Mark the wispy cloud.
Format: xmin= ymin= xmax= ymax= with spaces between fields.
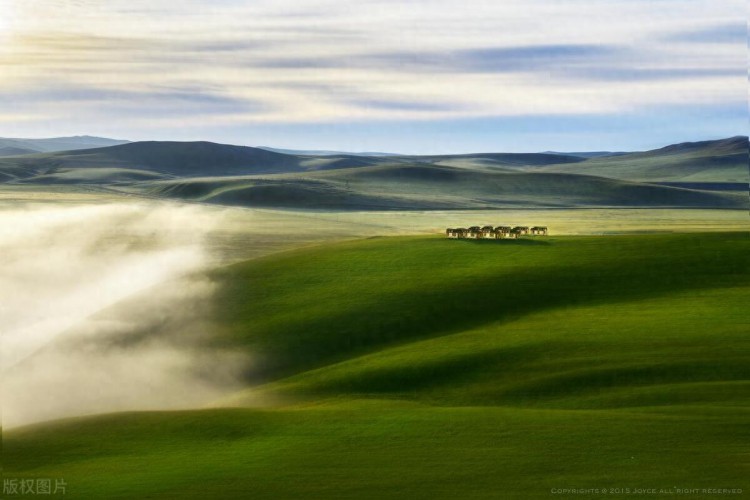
xmin=664 ymin=22 xmax=747 ymax=44
xmin=449 ymin=45 xmax=622 ymax=73
xmin=348 ymin=99 xmax=468 ymax=113
xmin=564 ymin=66 xmax=744 ymax=82
xmin=0 ymin=0 xmax=744 ymax=150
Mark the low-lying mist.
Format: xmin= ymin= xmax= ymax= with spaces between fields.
xmin=1 ymin=202 xmax=249 ymax=428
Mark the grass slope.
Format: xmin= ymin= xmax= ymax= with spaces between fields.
xmin=0 ymin=146 xmax=39 ymax=157
xmin=5 ymin=233 xmax=749 ymax=499
xmin=402 ymin=152 xmax=585 ymax=169
xmin=6 ymin=405 xmax=748 ymax=499
xmin=0 ymin=141 xmax=307 ymax=182
xmin=539 ymin=136 xmax=749 ymax=183
xmin=0 ymin=142 xmax=586 ymax=185
xmin=212 ymin=233 xmax=749 ymax=384
xmin=0 ymin=136 xmax=128 ymax=154
xmin=136 ymin=165 xmax=746 ymax=209
xmin=22 ymin=167 xmax=170 ymax=184
xmin=2 ymin=137 xmax=746 ymax=209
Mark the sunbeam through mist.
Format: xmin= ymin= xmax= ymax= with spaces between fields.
xmin=1 ymin=202 xmax=249 ymax=428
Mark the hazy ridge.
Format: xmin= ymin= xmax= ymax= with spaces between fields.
xmin=1 ymin=136 xmax=746 ymax=210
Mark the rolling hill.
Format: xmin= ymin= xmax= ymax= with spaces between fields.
xmin=0 ymin=137 xmax=746 ymax=209
xmin=6 ymin=232 xmax=749 ymax=498
xmin=0 ymin=135 xmax=129 ymax=155
xmin=0 ymin=146 xmax=40 ymax=157
xmin=0 ymin=140 xmax=587 ymax=183
xmin=410 ymin=151 xmax=586 ymax=168
xmin=259 ymin=146 xmax=401 ymax=156
xmin=538 ymin=136 xmax=749 ymax=183
xmin=542 ymin=150 xmax=627 ymax=158
xmin=210 ymin=233 xmax=750 ymax=386
xmin=137 ymin=163 xmax=746 ymax=209
xmin=0 ymin=141 xmax=308 ymax=181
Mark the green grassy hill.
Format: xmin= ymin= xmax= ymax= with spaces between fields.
xmin=0 ymin=135 xmax=128 ymax=155
xmin=402 ymin=151 xmax=585 ymax=169
xmin=22 ymin=167 xmax=171 ymax=184
xmin=211 ymin=233 xmax=749 ymax=387
xmin=260 ymin=146 xmax=401 ymax=156
xmin=136 ymin=164 xmax=746 ymax=209
xmin=0 ymin=146 xmax=39 ymax=157
xmin=0 ymin=141 xmax=308 ymax=181
xmin=538 ymin=136 xmax=749 ymax=183
xmin=6 ymin=232 xmax=749 ymax=499
xmin=1 ymin=137 xmax=746 ymax=209
xmin=0 ymin=141 xmax=585 ymax=184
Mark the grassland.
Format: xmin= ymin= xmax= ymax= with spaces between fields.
xmin=4 ymin=232 xmax=749 ymax=499
xmin=2 ymin=137 xmax=746 ymax=210
xmin=134 ymin=166 xmax=746 ymax=210
xmin=535 ymin=136 xmax=748 ymax=183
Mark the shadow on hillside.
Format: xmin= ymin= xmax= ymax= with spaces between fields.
xmin=218 ymin=233 xmax=748 ymax=382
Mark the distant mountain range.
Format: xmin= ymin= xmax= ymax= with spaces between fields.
xmin=259 ymin=146 xmax=400 ymax=157
xmin=534 ymin=136 xmax=748 ymax=183
xmin=542 ymin=151 xmax=627 ymax=158
xmin=0 ymin=136 xmax=746 ymax=210
xmin=0 ymin=136 xmax=129 ymax=156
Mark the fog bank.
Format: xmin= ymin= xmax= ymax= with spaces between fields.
xmin=1 ymin=202 xmax=248 ymax=428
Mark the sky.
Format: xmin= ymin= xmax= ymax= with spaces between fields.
xmin=0 ymin=0 xmax=746 ymax=153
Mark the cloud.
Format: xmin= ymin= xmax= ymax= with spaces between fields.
xmin=664 ymin=23 xmax=747 ymax=44
xmin=349 ymin=99 xmax=468 ymax=112
xmin=0 ymin=84 xmax=268 ymax=123
xmin=233 ymin=44 xmax=622 ymax=74
xmin=181 ymin=100 xmax=746 ymax=154
xmin=0 ymin=0 xmax=745 ymax=149
xmin=564 ymin=66 xmax=744 ymax=82
xmin=452 ymin=45 xmax=622 ymax=73
xmin=3 ymin=84 xmax=253 ymax=106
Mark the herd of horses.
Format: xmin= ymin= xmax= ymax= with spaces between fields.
xmin=446 ymin=225 xmax=548 ymax=239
